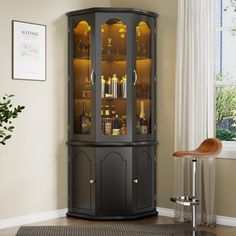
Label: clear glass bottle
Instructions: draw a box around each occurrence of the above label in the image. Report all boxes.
[111,74,118,98]
[80,101,90,134]
[101,75,106,98]
[82,77,91,98]
[121,75,127,98]
[105,77,112,98]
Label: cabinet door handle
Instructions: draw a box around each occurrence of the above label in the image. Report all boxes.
[90,69,95,85]
[133,179,138,184]
[133,69,137,85]
[89,179,95,184]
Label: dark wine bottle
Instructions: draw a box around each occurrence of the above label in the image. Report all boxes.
[104,105,112,135]
[101,106,105,134]
[139,100,148,134]
[80,101,90,134]
[112,115,121,135]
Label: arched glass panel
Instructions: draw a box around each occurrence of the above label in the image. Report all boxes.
[73,21,92,134]
[135,21,152,135]
[100,19,127,136]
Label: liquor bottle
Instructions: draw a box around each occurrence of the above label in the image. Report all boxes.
[82,77,91,98]
[111,106,116,130]
[101,106,105,134]
[80,101,90,134]
[101,75,105,98]
[112,115,121,135]
[107,37,112,54]
[111,74,118,98]
[121,75,127,98]
[139,100,148,134]
[104,105,112,135]
[105,77,112,98]
[121,123,127,135]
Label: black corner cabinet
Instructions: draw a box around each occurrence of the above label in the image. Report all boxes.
[66,7,158,220]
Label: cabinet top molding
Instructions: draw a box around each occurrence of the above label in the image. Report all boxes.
[66,7,158,18]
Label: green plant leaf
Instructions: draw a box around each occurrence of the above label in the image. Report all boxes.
[0,94,25,145]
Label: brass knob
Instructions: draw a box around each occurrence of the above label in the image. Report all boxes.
[133,179,138,184]
[89,179,95,184]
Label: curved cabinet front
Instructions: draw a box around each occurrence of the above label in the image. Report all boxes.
[67,8,157,143]
[67,7,158,220]
[67,144,157,219]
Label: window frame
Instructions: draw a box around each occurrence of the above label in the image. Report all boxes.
[215,0,236,159]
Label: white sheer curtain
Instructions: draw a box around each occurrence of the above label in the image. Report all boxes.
[174,0,216,226]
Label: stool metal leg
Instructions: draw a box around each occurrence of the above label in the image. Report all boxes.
[192,158,197,230]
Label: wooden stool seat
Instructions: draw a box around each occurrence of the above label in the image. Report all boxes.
[173,138,222,158]
[171,138,222,230]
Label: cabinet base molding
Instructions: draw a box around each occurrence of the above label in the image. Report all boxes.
[66,210,158,220]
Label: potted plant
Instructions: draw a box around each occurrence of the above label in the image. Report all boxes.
[0,94,25,145]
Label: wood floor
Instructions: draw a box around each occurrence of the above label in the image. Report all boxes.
[0,215,236,236]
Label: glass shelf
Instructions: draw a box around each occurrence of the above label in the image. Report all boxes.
[102,54,126,62]
[136,97,151,100]
[102,97,127,101]
[74,56,90,60]
[136,56,151,60]
[75,97,92,101]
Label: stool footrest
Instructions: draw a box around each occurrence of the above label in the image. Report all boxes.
[170,196,199,206]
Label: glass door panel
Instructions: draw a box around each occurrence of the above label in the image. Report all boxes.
[73,21,92,135]
[100,19,127,136]
[135,21,152,135]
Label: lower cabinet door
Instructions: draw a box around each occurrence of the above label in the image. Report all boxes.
[133,146,156,213]
[96,147,132,216]
[69,147,95,215]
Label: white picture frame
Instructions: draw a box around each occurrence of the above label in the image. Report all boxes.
[12,20,46,81]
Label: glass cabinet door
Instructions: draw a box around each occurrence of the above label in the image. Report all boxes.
[134,19,156,141]
[96,14,132,142]
[70,17,95,141]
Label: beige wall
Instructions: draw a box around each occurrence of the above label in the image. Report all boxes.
[111,0,236,218]
[0,0,111,219]
[216,160,236,217]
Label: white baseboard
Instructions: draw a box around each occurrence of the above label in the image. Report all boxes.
[1,207,236,229]
[216,215,236,227]
[157,207,236,227]
[157,207,175,217]
[0,208,67,230]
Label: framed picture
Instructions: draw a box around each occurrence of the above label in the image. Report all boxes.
[12,20,46,81]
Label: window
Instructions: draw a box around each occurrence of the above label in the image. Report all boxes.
[215,0,236,155]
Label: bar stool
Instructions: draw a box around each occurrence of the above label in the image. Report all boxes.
[171,138,222,230]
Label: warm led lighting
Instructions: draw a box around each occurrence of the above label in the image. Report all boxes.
[119,28,126,33]
[119,28,126,38]
[73,21,91,35]
[137,21,150,34]
[136,26,141,37]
